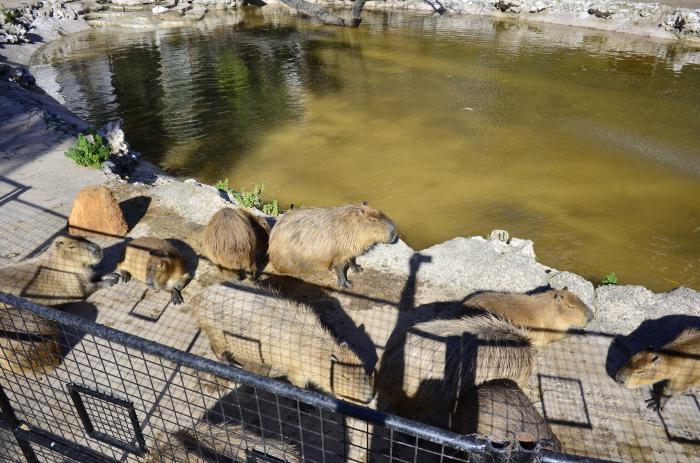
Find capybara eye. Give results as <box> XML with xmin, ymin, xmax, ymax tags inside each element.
<box><xmin>636</xmin><ymin>369</ymin><xmax>645</xmax><ymax>374</ymax></box>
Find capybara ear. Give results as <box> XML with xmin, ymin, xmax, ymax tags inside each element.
<box><xmin>362</xmin><ymin>200</ymin><xmax>368</xmax><ymax>206</ymax></box>
<box><xmin>554</xmin><ymin>292</ymin><xmax>562</xmax><ymax>300</ymax></box>
<box><xmin>562</xmin><ymin>286</ymin><xmax>569</xmax><ymax>291</ymax></box>
<box><xmin>54</xmin><ymin>239</ymin><xmax>65</xmax><ymax>248</ymax></box>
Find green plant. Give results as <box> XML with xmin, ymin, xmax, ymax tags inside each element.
<box><xmin>1</xmin><ymin>6</ymin><xmax>22</xmax><ymax>23</ymax></box>
<box><xmin>213</xmin><ymin>180</ymin><xmax>280</xmax><ymax>216</ymax></box>
<box><xmin>262</xmin><ymin>200</ymin><xmax>279</xmax><ymax>216</ymax></box>
<box><xmin>64</xmin><ymin>131</ymin><xmax>110</xmax><ymax>168</ymax></box>
<box><xmin>601</xmin><ymin>272</ymin><xmax>618</xmax><ymax>286</ymax></box>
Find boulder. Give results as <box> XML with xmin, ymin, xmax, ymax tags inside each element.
<box><xmin>68</xmin><ymin>185</ymin><xmax>129</xmax><ymax>237</ymax></box>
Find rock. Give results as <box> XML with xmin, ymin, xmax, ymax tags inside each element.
<box><xmin>356</xmin><ymin>239</ymin><xmax>415</xmax><ymax>275</ymax></box>
<box><xmin>151</xmin><ymin>179</ymin><xmax>238</xmax><ymax>225</ymax></box>
<box><xmin>529</xmin><ymin>0</ymin><xmax>547</xmax><ymax>13</ymax></box>
<box><xmin>549</xmin><ymin>271</ymin><xmax>596</xmax><ymax>308</ymax></box>
<box><xmin>152</xmin><ymin>5</ymin><xmax>169</xmax><ymax>13</ymax></box>
<box><xmin>68</xmin><ymin>185</ymin><xmax>129</xmax><ymax>237</ymax></box>
<box><xmin>592</xmin><ymin>285</ymin><xmax>658</xmax><ymax>333</ymax></box>
<box><xmin>111</xmin><ymin>0</ymin><xmax>155</xmax><ymax>5</ymax></box>
<box><xmin>588</xmin><ymin>8</ymin><xmax>612</xmax><ymax>19</ymax></box>
<box><xmin>494</xmin><ymin>0</ymin><xmax>520</xmax><ymax>13</ymax></box>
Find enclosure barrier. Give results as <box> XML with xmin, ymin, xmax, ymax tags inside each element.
<box><xmin>0</xmin><ymin>291</ymin><xmax>607</xmax><ymax>463</ymax></box>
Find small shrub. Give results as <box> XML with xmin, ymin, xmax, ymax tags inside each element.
<box><xmin>65</xmin><ymin>131</ymin><xmax>110</xmax><ymax>168</ymax></box>
<box><xmin>601</xmin><ymin>272</ymin><xmax>618</xmax><ymax>286</ymax></box>
<box><xmin>262</xmin><ymin>200</ymin><xmax>279</xmax><ymax>216</ymax></box>
<box><xmin>213</xmin><ymin>180</ymin><xmax>279</xmax><ymax>216</ymax></box>
<box><xmin>1</xmin><ymin>7</ymin><xmax>22</xmax><ymax>24</ymax></box>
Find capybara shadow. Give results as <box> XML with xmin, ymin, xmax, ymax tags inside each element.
<box><xmin>168</xmin><ymin>238</ymin><xmax>199</xmax><ymax>278</ymax></box>
<box><xmin>605</xmin><ymin>315</ymin><xmax>700</xmax><ymax>379</ymax></box>
<box><xmin>94</xmin><ymin>239</ymin><xmax>128</xmax><ymax>276</ymax></box>
<box><xmin>202</xmin><ymin>385</ymin><xmax>346</xmax><ymax>462</ymax></box>
<box><xmin>259</xmin><ymin>274</ymin><xmax>378</xmax><ymax>370</ymax></box>
<box><xmin>119</xmin><ymin>195</ymin><xmax>151</xmax><ymax>231</ymax></box>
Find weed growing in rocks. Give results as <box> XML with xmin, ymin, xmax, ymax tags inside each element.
<box><xmin>214</xmin><ymin>179</ymin><xmax>280</xmax><ymax>216</ymax></box>
<box><xmin>1</xmin><ymin>6</ymin><xmax>22</xmax><ymax>24</ymax></box>
<box><xmin>601</xmin><ymin>272</ymin><xmax>618</xmax><ymax>285</ymax></box>
<box><xmin>65</xmin><ymin>131</ymin><xmax>110</xmax><ymax>168</ymax></box>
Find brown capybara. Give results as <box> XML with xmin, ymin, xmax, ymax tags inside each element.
<box><xmin>145</xmin><ymin>421</ymin><xmax>301</xmax><ymax>463</ymax></box>
<box><xmin>113</xmin><ymin>237</ymin><xmax>190</xmax><ymax>305</ymax></box>
<box><xmin>455</xmin><ymin>379</ymin><xmax>562</xmax><ymax>451</ymax></box>
<box><xmin>203</xmin><ymin>207</ymin><xmax>269</xmax><ymax>279</ymax></box>
<box><xmin>268</xmin><ymin>203</ymin><xmax>397</xmax><ymax>288</ymax></box>
<box><xmin>463</xmin><ymin>289</ymin><xmax>593</xmax><ymax>347</ymax></box>
<box><xmin>0</xmin><ymin>235</ymin><xmax>117</xmax><ymax>375</ymax></box>
<box><xmin>0</xmin><ymin>305</ymin><xmax>62</xmax><ymax>375</ymax></box>
<box><xmin>0</xmin><ymin>235</ymin><xmax>117</xmax><ymax>306</ymax></box>
<box><xmin>192</xmin><ymin>281</ymin><xmax>375</xmax><ymax>404</ymax></box>
<box><xmin>376</xmin><ymin>314</ymin><xmax>534</xmax><ymax>415</ymax></box>
<box><xmin>616</xmin><ymin>327</ymin><xmax>699</xmax><ymax>411</ymax></box>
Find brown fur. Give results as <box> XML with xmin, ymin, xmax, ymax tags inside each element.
<box><xmin>268</xmin><ymin>204</ymin><xmax>396</xmax><ymax>287</ymax></box>
<box><xmin>376</xmin><ymin>314</ymin><xmax>535</xmax><ymax>414</ymax></box>
<box><xmin>455</xmin><ymin>379</ymin><xmax>562</xmax><ymax>451</ymax></box>
<box><xmin>145</xmin><ymin>421</ymin><xmax>301</xmax><ymax>463</ymax></box>
<box><xmin>0</xmin><ymin>305</ymin><xmax>62</xmax><ymax>375</ymax></box>
<box><xmin>0</xmin><ymin>235</ymin><xmax>111</xmax><ymax>375</ymax></box>
<box><xmin>464</xmin><ymin>289</ymin><xmax>593</xmax><ymax>347</ymax></box>
<box><xmin>0</xmin><ymin>235</ymin><xmax>107</xmax><ymax>306</ymax></box>
<box><xmin>616</xmin><ymin>328</ymin><xmax>700</xmax><ymax>409</ymax></box>
<box><xmin>115</xmin><ymin>237</ymin><xmax>190</xmax><ymax>304</ymax></box>
<box><xmin>203</xmin><ymin>207</ymin><xmax>268</xmax><ymax>278</ymax></box>
<box><xmin>192</xmin><ymin>281</ymin><xmax>375</xmax><ymax>404</ymax></box>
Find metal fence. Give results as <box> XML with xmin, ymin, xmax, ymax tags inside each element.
<box><xmin>0</xmin><ymin>290</ymin><xmax>608</xmax><ymax>463</ymax></box>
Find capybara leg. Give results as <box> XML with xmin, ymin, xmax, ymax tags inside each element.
<box><xmin>117</xmin><ymin>269</ymin><xmax>131</xmax><ymax>283</ymax></box>
<box><xmin>170</xmin><ymin>289</ymin><xmax>184</xmax><ymax>305</ymax></box>
<box><xmin>335</xmin><ymin>263</ymin><xmax>352</xmax><ymax>288</ymax></box>
<box><xmin>238</xmin><ymin>270</ymin><xmax>247</xmax><ymax>281</ymax></box>
<box><xmin>645</xmin><ymin>390</ymin><xmax>671</xmax><ymax>411</ymax></box>
<box><xmin>349</xmin><ymin>257</ymin><xmax>363</xmax><ymax>274</ymax></box>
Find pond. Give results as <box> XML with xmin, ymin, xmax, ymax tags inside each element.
<box><xmin>31</xmin><ymin>8</ymin><xmax>700</xmax><ymax>292</ymax></box>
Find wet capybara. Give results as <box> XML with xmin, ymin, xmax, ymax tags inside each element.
<box><xmin>464</xmin><ymin>288</ymin><xmax>593</xmax><ymax>347</ymax></box>
<box><xmin>455</xmin><ymin>379</ymin><xmax>562</xmax><ymax>451</ymax></box>
<box><xmin>192</xmin><ymin>281</ymin><xmax>375</xmax><ymax>404</ymax></box>
<box><xmin>268</xmin><ymin>203</ymin><xmax>397</xmax><ymax>288</ymax></box>
<box><xmin>113</xmin><ymin>236</ymin><xmax>190</xmax><ymax>305</ymax></box>
<box><xmin>616</xmin><ymin>327</ymin><xmax>699</xmax><ymax>411</ymax></box>
<box><xmin>203</xmin><ymin>207</ymin><xmax>269</xmax><ymax>279</ymax></box>
<box><xmin>376</xmin><ymin>314</ymin><xmax>534</xmax><ymax>415</ymax></box>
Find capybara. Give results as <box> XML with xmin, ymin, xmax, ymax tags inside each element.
<box><xmin>145</xmin><ymin>421</ymin><xmax>301</xmax><ymax>463</ymax></box>
<box><xmin>268</xmin><ymin>203</ymin><xmax>397</xmax><ymax>288</ymax></box>
<box><xmin>0</xmin><ymin>235</ymin><xmax>116</xmax><ymax>375</ymax></box>
<box><xmin>0</xmin><ymin>306</ymin><xmax>62</xmax><ymax>375</ymax></box>
<box><xmin>203</xmin><ymin>207</ymin><xmax>269</xmax><ymax>279</ymax></box>
<box><xmin>0</xmin><ymin>235</ymin><xmax>116</xmax><ymax>306</ymax></box>
<box><xmin>376</xmin><ymin>314</ymin><xmax>534</xmax><ymax>414</ymax></box>
<box><xmin>192</xmin><ymin>281</ymin><xmax>375</xmax><ymax>404</ymax></box>
<box><xmin>455</xmin><ymin>379</ymin><xmax>562</xmax><ymax>451</ymax></box>
<box><xmin>113</xmin><ymin>237</ymin><xmax>190</xmax><ymax>305</ymax></box>
<box><xmin>464</xmin><ymin>289</ymin><xmax>593</xmax><ymax>347</ymax></box>
<box><xmin>616</xmin><ymin>327</ymin><xmax>699</xmax><ymax>411</ymax></box>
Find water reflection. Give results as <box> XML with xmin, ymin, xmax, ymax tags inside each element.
<box><xmin>31</xmin><ymin>9</ymin><xmax>700</xmax><ymax>292</ymax></box>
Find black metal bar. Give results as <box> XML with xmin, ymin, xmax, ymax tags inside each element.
<box><xmin>14</xmin><ymin>422</ymin><xmax>119</xmax><ymax>463</ymax></box>
<box><xmin>0</xmin><ymin>387</ymin><xmax>39</xmax><ymax>463</ymax></box>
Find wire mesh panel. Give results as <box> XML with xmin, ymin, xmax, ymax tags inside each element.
<box><xmin>0</xmin><ymin>285</ymin><xmax>697</xmax><ymax>463</ymax></box>
<box><xmin>0</xmin><ymin>291</ymin><xmax>546</xmax><ymax>463</ymax></box>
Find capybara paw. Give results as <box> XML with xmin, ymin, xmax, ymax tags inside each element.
<box><xmin>337</xmin><ymin>279</ymin><xmax>353</xmax><ymax>288</ymax></box>
<box><xmin>120</xmin><ymin>271</ymin><xmax>132</xmax><ymax>283</ymax></box>
<box><xmin>351</xmin><ymin>263</ymin><xmax>364</xmax><ymax>273</ymax></box>
<box><xmin>170</xmin><ymin>291</ymin><xmax>184</xmax><ymax>305</ymax></box>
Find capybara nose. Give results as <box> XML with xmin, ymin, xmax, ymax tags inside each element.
<box><xmin>614</xmin><ymin>372</ymin><xmax>625</xmax><ymax>385</ymax></box>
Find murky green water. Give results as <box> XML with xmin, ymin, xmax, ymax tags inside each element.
<box><xmin>32</xmin><ymin>8</ymin><xmax>700</xmax><ymax>291</ymax></box>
